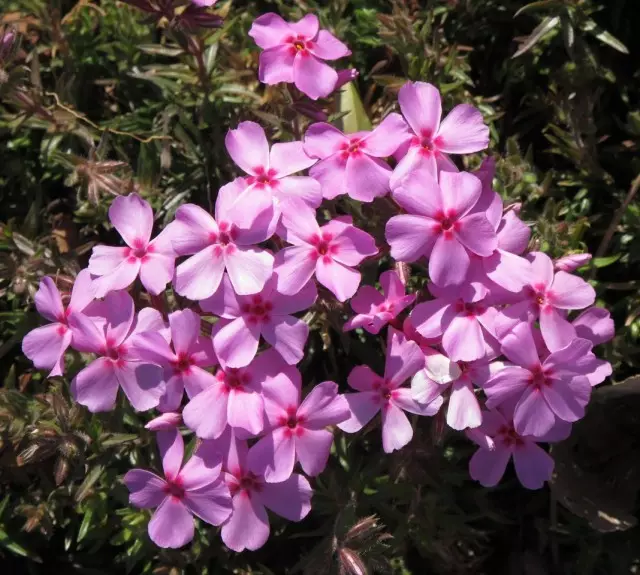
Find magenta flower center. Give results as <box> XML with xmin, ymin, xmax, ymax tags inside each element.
<box><xmin>497</xmin><ymin>424</ymin><xmax>523</xmax><ymax>447</ymax></box>
<box><xmin>528</xmin><ymin>366</ymin><xmax>551</xmax><ymax>389</ymax></box>
<box><xmin>279</xmin><ymin>407</ymin><xmax>306</xmax><ymax>437</ymax></box>
<box><xmin>210</xmin><ymin>221</ymin><xmax>238</xmax><ymax>256</ymax></box>
<box><xmin>171</xmin><ymin>353</ymin><xmax>193</xmax><ymax>374</ymax></box>
<box><xmin>104</xmin><ymin>343</ymin><xmax>126</xmax><ymax>362</ymax></box>
<box><xmin>249</xmin><ymin>166</ymin><xmax>278</xmax><ymax>188</ymax></box>
<box><xmin>232</xmin><ymin>472</ymin><xmax>263</xmax><ymax>496</ymax></box>
<box><xmin>309</xmin><ymin>232</ymin><xmax>338</xmax><ymax>262</ymax></box>
<box><xmin>242</xmin><ymin>294</ymin><xmax>273</xmax><ymax>324</ymax></box>
<box><xmin>288</xmin><ymin>35</ymin><xmax>311</xmax><ymax>54</ymax></box>
<box><xmin>529</xmin><ymin>284</ymin><xmax>550</xmax><ymax>307</ymax></box>
<box><xmin>164</xmin><ymin>477</ymin><xmax>185</xmax><ymax>500</ymax></box>
<box><xmin>454</xmin><ymin>300</ymin><xmax>485</xmax><ymax>317</ymax></box>
<box><xmin>435</xmin><ymin>211</ymin><xmax>460</xmax><ymax>235</ymax></box>
<box><xmin>371</xmin><ymin>378</ymin><xmax>395</xmax><ymax>403</ymax></box>
<box><xmin>126</xmin><ymin>238</ymin><xmax>153</xmax><ymax>262</ymax></box>
<box><xmin>339</xmin><ymin>138</ymin><xmax>365</xmax><ymax>159</ymax></box>
<box><xmin>220</xmin><ymin>367</ymin><xmax>251</xmax><ymax>391</ymax></box>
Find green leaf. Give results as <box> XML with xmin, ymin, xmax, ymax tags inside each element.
<box><xmin>514</xmin><ymin>0</ymin><xmax>563</xmax><ymax>18</ymax></box>
<box><xmin>512</xmin><ymin>16</ymin><xmax>560</xmax><ymax>58</ymax></box>
<box><xmin>581</xmin><ymin>19</ymin><xmax>629</xmax><ymax>54</ymax></box>
<box><xmin>137</xmin><ymin>44</ymin><xmax>184</xmax><ymax>57</ymax></box>
<box><xmin>592</xmin><ymin>254</ymin><xmax>622</xmax><ymax>268</ymax></box>
<box><xmin>0</xmin><ymin>528</ymin><xmax>41</xmax><ymax>562</ymax></box>
<box><xmin>75</xmin><ymin>464</ymin><xmax>105</xmax><ymax>502</ymax></box>
<box><xmin>77</xmin><ymin>507</ymin><xmax>93</xmax><ymax>543</ymax></box>
<box><xmin>336</xmin><ymin>82</ymin><xmax>371</xmax><ymax>133</ymax></box>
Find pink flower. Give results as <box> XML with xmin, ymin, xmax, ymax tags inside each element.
<box><xmin>248</xmin><ymin>368</ymin><xmax>349</xmax><ymax>482</ymax></box>
<box><xmin>554</xmin><ymin>253</ymin><xmax>592</xmax><ymax>272</ymax></box>
<box><xmin>89</xmin><ymin>194</ymin><xmax>175</xmax><ymax>297</ymax></box>
<box><xmin>225</xmin><ymin>121</ymin><xmax>321</xmax><ymax>208</ymax></box>
<box><xmin>303</xmin><ymin>114</ymin><xmax>409</xmax><ymax>201</ymax></box>
<box><xmin>172</xmin><ymin>180</ymin><xmax>276</xmax><ymax>299</ymax></box>
<box><xmin>467</xmin><ymin>403</ymin><xmax>571</xmax><ymax>489</ymax></box>
<box><xmin>124</xmin><ymin>429</ymin><xmax>232</xmax><ymax>548</ymax></box>
<box><xmin>572</xmin><ymin>307</ymin><xmax>614</xmax><ymax>346</ymax></box>
<box><xmin>386</xmin><ymin>170</ymin><xmax>497</xmax><ymax>287</ymax></box>
<box><xmin>131</xmin><ymin>309</ymin><xmax>218</xmax><ymax>412</ymax></box>
<box><xmin>202</xmin><ymin>274</ymin><xmax>316</xmax><ymax>368</ymax></box>
<box><xmin>274</xmin><ymin>199</ymin><xmax>378</xmax><ymax>301</ymax></box>
<box><xmin>217</xmin><ymin>431</ymin><xmax>312</xmax><ymax>552</ymax></box>
<box><xmin>22</xmin><ymin>270</ymin><xmax>95</xmax><ymax>377</ymax></box>
<box><xmin>338</xmin><ymin>328</ymin><xmax>443</xmax><ymax>453</ymax></box>
<box><xmin>344</xmin><ymin>270</ymin><xmax>416</xmax><ymax>334</ymax></box>
<box><xmin>390</xmin><ymin>81</ymin><xmax>489</xmax><ymax>188</ymax></box>
<box><xmin>69</xmin><ymin>291</ymin><xmax>166</xmax><ymax>412</ymax></box>
<box><xmin>183</xmin><ymin>349</ymin><xmax>286</xmax><ymax>440</ymax></box>
<box><xmin>249</xmin><ymin>13</ymin><xmax>351</xmax><ymax>100</ymax></box>
<box><xmin>146</xmin><ymin>412</ymin><xmax>182</xmax><ymax>431</ymax></box>
<box><xmin>483</xmin><ymin>323</ymin><xmax>593</xmax><ymax>437</ymax></box>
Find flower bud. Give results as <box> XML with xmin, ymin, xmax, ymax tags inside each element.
<box><xmin>554</xmin><ymin>253</ymin><xmax>592</xmax><ymax>272</ymax></box>
<box><xmin>145</xmin><ymin>412</ymin><xmax>182</xmax><ymax>431</ymax></box>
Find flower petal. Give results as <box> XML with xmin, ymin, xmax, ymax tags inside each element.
<box><xmin>248</xmin><ymin>13</ymin><xmax>292</xmax><ymax>49</ymax></box>
<box><xmin>436</xmin><ymin>104</ymin><xmax>489</xmax><ymax>154</ymax></box>
<box><xmin>295</xmin><ymin>428</ymin><xmax>334</xmax><ymax>476</ymax></box>
<box><xmin>512</xmin><ymin>442</ymin><xmax>554</xmax><ymax>489</ymax></box>
<box><xmin>442</xmin><ymin>314</ymin><xmax>485</xmax><ymax>362</ymax></box>
<box><xmin>447</xmin><ymin>379</ymin><xmax>482</xmax><ymax>430</ymax></box>
<box><xmin>362</xmin><ymin>113</ymin><xmax>411</xmax><ymax>157</ymax></box>
<box><xmin>148</xmin><ymin>497</ymin><xmax>194</xmax><ymax>549</ymax></box>
<box><xmin>469</xmin><ymin>446</ymin><xmax>511</xmax><ymax>487</ymax></box>
<box><xmin>345</xmin><ymin>154</ymin><xmax>391</xmax><ymax>202</ymax></box>
<box><xmin>259</xmin><ymin>473</ymin><xmax>312</xmax><ymax>521</ymax></box>
<box><xmin>308</xmin><ymin>30</ymin><xmax>350</xmax><ymax>60</ymax></box>
<box><xmin>174</xmin><ymin>245</ymin><xmax>225</xmax><ymax>301</ymax></box>
<box><xmin>225</xmin><ymin>246</ymin><xmax>273</xmax><ymax>296</ymax></box>
<box><xmin>114</xmin><ymin>361</ymin><xmax>165</xmax><ymax>412</ymax></box>
<box><xmin>109</xmin><ymin>193</ymin><xmax>153</xmax><ymax>247</ymax></box>
<box><xmin>381</xmin><ymin>402</ymin><xmax>413</xmax><ymax>453</ymax></box>
<box><xmin>158</xmin><ymin>428</ymin><xmax>184</xmax><ymax>480</ymax></box>
<box><xmin>227</xmin><ymin>388</ymin><xmax>265</xmax><ymax>436</ymax></box>
<box><xmin>248</xmin><ymin>427</ymin><xmax>296</xmax><ymax>483</ymax></box>
<box><xmin>550</xmin><ymin>271</ymin><xmax>596</xmax><ymax>310</ymax></box>
<box><xmin>386</xmin><ymin>214</ymin><xmax>438</xmax><ymax>262</ymax></box>
<box><xmin>513</xmin><ymin>387</ymin><xmax>556</xmax><ymax>437</ymax></box>
<box><xmin>71</xmin><ymin>358</ymin><xmax>119</xmax><ymax>412</ymax></box>
<box><xmin>429</xmin><ymin>234</ymin><xmax>469</xmax><ymax>287</ymax></box>
<box><xmin>293</xmin><ymin>52</ymin><xmax>338</xmax><ymax>100</ymax></box>
<box><xmin>258</xmin><ymin>45</ymin><xmax>296</xmax><ymax>84</ymax></box>
<box><xmin>183</xmin><ymin>383</ymin><xmax>229</xmax><ymax>440</ymax></box>
<box><xmin>269</xmin><ymin>141</ymin><xmax>316</xmax><ymax>177</ymax></box>
<box><xmin>398</xmin><ymin>81</ymin><xmax>442</xmax><ymax>138</ymax></box>
<box><xmin>225</xmin><ymin>121</ymin><xmax>269</xmax><ymax>175</ymax></box>
<box><xmin>214</xmin><ymin>317</ymin><xmax>261</xmax><ymax>368</ymax></box>
<box><xmin>34</xmin><ymin>277</ymin><xmax>64</xmax><ymax>322</ymax></box>
<box><xmin>315</xmin><ymin>258</ymin><xmax>360</xmax><ymax>302</ymax></box>
<box><xmin>124</xmin><ymin>469</ymin><xmax>167</xmax><ymax>508</ymax></box>
<box><xmin>221</xmin><ymin>492</ymin><xmax>270</xmax><ymax>552</ymax></box>
<box><xmin>337</xmin><ymin>392</ymin><xmax>380</xmax><ymax>433</ymax></box>
<box><xmin>261</xmin><ymin>316</ymin><xmax>308</xmax><ymax>365</ymax></box>
<box><xmin>183</xmin><ymin>481</ymin><xmax>232</xmax><ymax>526</ymax></box>
<box><xmin>297</xmin><ymin>381</ymin><xmax>350</xmax><ymax>427</ymax></box>
<box><xmin>22</xmin><ymin>324</ymin><xmax>72</xmax><ymax>376</ymax></box>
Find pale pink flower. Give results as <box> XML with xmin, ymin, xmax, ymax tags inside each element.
<box><xmin>249</xmin><ymin>13</ymin><xmax>351</xmax><ymax>100</ymax></box>
<box><xmin>225</xmin><ymin>121</ymin><xmax>321</xmax><ymax>208</ymax></box>
<box><xmin>303</xmin><ymin>114</ymin><xmax>409</xmax><ymax>201</ymax></box>
<box><xmin>202</xmin><ymin>274</ymin><xmax>316</xmax><ymax>368</ymax></box>
<box><xmin>274</xmin><ymin>199</ymin><xmax>378</xmax><ymax>301</ymax></box>
<box><xmin>172</xmin><ymin>180</ymin><xmax>276</xmax><ymax>299</ymax></box>
<box><xmin>124</xmin><ymin>429</ymin><xmax>231</xmax><ymax>548</ymax></box>
<box><xmin>386</xmin><ymin>170</ymin><xmax>497</xmax><ymax>287</ymax></box>
<box><xmin>22</xmin><ymin>270</ymin><xmax>95</xmax><ymax>377</ymax></box>
<box><xmin>344</xmin><ymin>270</ymin><xmax>416</xmax><ymax>334</ymax></box>
<box><xmin>248</xmin><ymin>368</ymin><xmax>349</xmax><ymax>482</ymax></box>
<box><xmin>338</xmin><ymin>328</ymin><xmax>443</xmax><ymax>453</ymax></box>
<box><xmin>390</xmin><ymin>81</ymin><xmax>489</xmax><ymax>188</ymax></box>
<box><xmin>89</xmin><ymin>194</ymin><xmax>175</xmax><ymax>297</ymax></box>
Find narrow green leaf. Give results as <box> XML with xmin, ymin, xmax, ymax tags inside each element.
<box><xmin>514</xmin><ymin>0</ymin><xmax>563</xmax><ymax>18</ymax></box>
<box><xmin>512</xmin><ymin>16</ymin><xmax>560</xmax><ymax>58</ymax></box>
<box><xmin>0</xmin><ymin>528</ymin><xmax>42</xmax><ymax>562</ymax></box>
<box><xmin>77</xmin><ymin>507</ymin><xmax>93</xmax><ymax>542</ymax></box>
<box><xmin>592</xmin><ymin>254</ymin><xmax>621</xmax><ymax>268</ymax></box>
<box><xmin>582</xmin><ymin>20</ymin><xmax>629</xmax><ymax>54</ymax></box>
<box><xmin>336</xmin><ymin>82</ymin><xmax>372</xmax><ymax>133</ymax></box>
<box><xmin>75</xmin><ymin>465</ymin><xmax>105</xmax><ymax>502</ymax></box>
<box><xmin>137</xmin><ymin>44</ymin><xmax>184</xmax><ymax>57</ymax></box>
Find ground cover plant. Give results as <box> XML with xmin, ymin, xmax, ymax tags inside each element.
<box><xmin>2</xmin><ymin>1</ymin><xmax>640</xmax><ymax>574</ymax></box>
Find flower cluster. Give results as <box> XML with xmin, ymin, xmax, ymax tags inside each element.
<box><xmin>22</xmin><ymin>11</ymin><xmax>614</xmax><ymax>552</ymax></box>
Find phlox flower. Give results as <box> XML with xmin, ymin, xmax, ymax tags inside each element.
<box><xmin>344</xmin><ymin>270</ymin><xmax>416</xmax><ymax>334</ymax></box>
<box><xmin>249</xmin><ymin>13</ymin><xmax>351</xmax><ymax>100</ymax></box>
<box><xmin>386</xmin><ymin>170</ymin><xmax>497</xmax><ymax>287</ymax></box>
<box><xmin>390</xmin><ymin>81</ymin><xmax>489</xmax><ymax>188</ymax></box>
<box><xmin>182</xmin><ymin>349</ymin><xmax>286</xmax><ymax>440</ymax></box>
<box><xmin>216</xmin><ymin>431</ymin><xmax>312</xmax><ymax>552</ymax></box>
<box><xmin>22</xmin><ymin>270</ymin><xmax>95</xmax><ymax>377</ymax></box>
<box><xmin>338</xmin><ymin>328</ymin><xmax>443</xmax><ymax>453</ymax></box>
<box><xmin>483</xmin><ymin>323</ymin><xmax>593</xmax><ymax>437</ymax></box>
<box><xmin>274</xmin><ymin>199</ymin><xmax>378</xmax><ymax>302</ymax></box>
<box><xmin>130</xmin><ymin>309</ymin><xmax>218</xmax><ymax>412</ymax></box>
<box><xmin>172</xmin><ymin>180</ymin><xmax>276</xmax><ymax>299</ymax></box>
<box><xmin>467</xmin><ymin>402</ymin><xmax>571</xmax><ymax>489</ymax></box>
<box><xmin>69</xmin><ymin>291</ymin><xmax>166</xmax><ymax>412</ymax></box>
<box><xmin>202</xmin><ymin>274</ymin><xmax>316</xmax><ymax>368</ymax></box>
<box><xmin>89</xmin><ymin>193</ymin><xmax>175</xmax><ymax>297</ymax></box>
<box><xmin>303</xmin><ymin>114</ymin><xmax>409</xmax><ymax>201</ymax></box>
<box><xmin>571</xmin><ymin>307</ymin><xmax>614</xmax><ymax>386</ymax></box>
<box><xmin>124</xmin><ymin>429</ymin><xmax>231</xmax><ymax>548</ymax></box>
<box><xmin>225</xmin><ymin>121</ymin><xmax>321</xmax><ymax>208</ymax></box>
<box><xmin>248</xmin><ymin>367</ymin><xmax>349</xmax><ymax>482</ymax></box>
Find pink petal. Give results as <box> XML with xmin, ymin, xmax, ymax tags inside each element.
<box><xmin>172</xmin><ymin>204</ymin><xmax>218</xmax><ymax>255</ymax></box>
<box><xmin>512</xmin><ymin>442</ymin><xmax>554</xmax><ymax>489</ymax></box>
<box><xmin>180</xmin><ymin>443</ymin><xmax>223</xmax><ymax>489</ymax></box>
<box><xmin>391</xmin><ymin>169</ymin><xmax>442</xmax><ymax>216</ymax></box>
<box><xmin>258</xmin><ymin>45</ymin><xmax>296</xmax><ymax>84</ymax></box>
<box><xmin>345</xmin><ymin>154</ymin><xmax>391</xmax><ymax>202</ymax></box>
<box><xmin>293</xmin><ymin>52</ymin><xmax>338</xmax><ymax>100</ymax></box>
<box><xmin>315</xmin><ymin>258</ymin><xmax>360</xmax><ymax>302</ymax></box>
<box><xmin>447</xmin><ymin>380</ymin><xmax>482</xmax><ymax>430</ymax></box>
<box><xmin>115</xmin><ymin>361</ymin><xmax>164</xmax><ymax>412</ymax></box>
<box><xmin>67</xmin><ymin>311</ymin><xmax>105</xmax><ymax>353</ymax></box>
<box><xmin>261</xmin><ymin>316</ymin><xmax>308</xmax><ymax>365</ymax></box>
<box><xmin>269</xmin><ymin>141</ymin><xmax>316</xmax><ymax>177</ymax></box>
<box><xmin>109</xmin><ymin>193</ymin><xmax>153</xmax><ymax>247</ymax></box>
<box><xmin>483</xmin><ymin>366</ymin><xmax>531</xmax><ymax>409</ymax></box>
<box><xmin>528</xmin><ymin>251</ymin><xmax>554</xmax><ymax>289</ymax></box>
<box><xmin>442</xmin><ymin>315</ymin><xmax>485</xmax><ymax>362</ymax></box>
<box><xmin>222</xmin><ymin>492</ymin><xmax>270</xmax><ymax>552</ymax></box>
<box><xmin>289</xmin><ymin>14</ymin><xmax>319</xmax><ymax>38</ymax></box>
<box><xmin>549</xmin><ymin>271</ymin><xmax>596</xmax><ymax>310</ymax></box>
<box><xmin>274</xmin><ymin>176</ymin><xmax>323</xmax><ymax>208</ymax></box>
<box><xmin>436</xmin><ymin>103</ymin><xmax>489</xmax><ymax>154</ymax></box>
<box><xmin>573</xmin><ymin>307</ymin><xmax>614</xmax><ymax>345</ymax></box>
<box><xmin>295</xmin><ymin>428</ymin><xmax>334</xmax><ymax>476</ymax></box>
<box><xmin>381</xmin><ymin>402</ymin><xmax>413</xmax><ymax>453</ymax></box>
<box><xmin>261</xmin><ymin>366</ymin><xmax>301</xmax><ymax>411</ymax></box>
<box><xmin>308</xmin><ymin>30</ymin><xmax>350</xmax><ymax>60</ymax></box>
<box><xmin>225</xmin><ymin>121</ymin><xmax>269</xmax><ymax>176</ymax></box>
<box><xmin>91</xmin><ymin>258</ymin><xmax>140</xmax><ymax>298</ymax></box>
<box><xmin>248</xmin><ymin>427</ymin><xmax>296</xmax><ymax>483</ymax></box>
<box><xmin>183</xmin><ymin>481</ymin><xmax>231</xmax><ymax>526</ymax></box>
<box><xmin>543</xmin><ymin>338</ymin><xmax>593</xmax><ymax>371</ymax></box>
<box><xmin>183</xmin><ymin>383</ymin><xmax>229</xmax><ymax>439</ymax></box>
<box><xmin>392</xmin><ymin>386</ymin><xmax>443</xmax><ymax>416</ymax></box>
<box><xmin>308</xmin><ymin>153</ymin><xmax>348</xmax><ymax>199</ymax></box>
<box><xmin>497</xmin><ymin>211</ymin><xmax>530</xmax><ymax>254</ymax></box>
<box><xmin>534</xmin><ymin>419</ymin><xmax>573</xmax><ymax>443</ymax></box>
<box><xmin>174</xmin><ymin>245</ymin><xmax>225</xmax><ymax>300</ymax></box>
<box><xmin>87</xmin><ymin>246</ymin><xmax>129</xmax><ymax>281</ymax></box>
<box><xmin>513</xmin><ymin>387</ymin><xmax>556</xmax><ymax>437</ymax></box>
<box><xmin>158</xmin><ymin>428</ymin><xmax>184</xmax><ymax>480</ymax></box>
<box><xmin>542</xmin><ymin>379</ymin><xmax>586</xmax><ymax>423</ymax></box>
<box><xmin>398</xmin><ymin>81</ymin><xmax>442</xmax><ymax>138</ymax></box>
<box><xmin>347</xmin><ymin>365</ymin><xmax>380</xmax><ymax>392</ymax></box>
<box><xmin>350</xmin><ymin>285</ymin><xmax>384</xmax><ymax>314</ymax></box>
<box><xmin>280</xmin><ymin>198</ymin><xmax>321</xmax><ymax>243</ymax></box>
<box><xmin>362</xmin><ymin>113</ymin><xmax>411</xmax><ymax>157</ymax></box>
<box><xmin>469</xmin><ymin>446</ymin><xmax>511</xmax><ymax>487</ymax></box>
<box><xmin>410</xmin><ymin>298</ymin><xmax>452</xmax><ymax>339</ymax></box>
<box><xmin>429</xmin><ymin>235</ymin><xmax>470</xmax><ymax>287</ymax></box>
<box><xmin>337</xmin><ymin>392</ymin><xmax>380</xmax><ymax>433</ymax></box>
<box><xmin>34</xmin><ymin>277</ymin><xmax>64</xmax><ymax>322</ymax></box>
<box><xmin>303</xmin><ymin>122</ymin><xmax>347</xmax><ymax>159</ymax></box>
<box><xmin>139</xmin><ymin>252</ymin><xmax>174</xmax><ymax>295</ymax></box>
<box><xmin>67</xmin><ymin>269</ymin><xmax>96</xmax><ymax>314</ymax></box>
<box><xmin>410</xmin><ymin>370</ymin><xmax>446</xmax><ymax>405</ymax></box>
<box><xmin>539</xmin><ymin>305</ymin><xmax>577</xmax><ymax>353</ymax></box>
<box><xmin>389</xmin><ymin>146</ymin><xmax>437</xmax><ymax>189</ymax></box>
<box><xmin>380</xmin><ymin>269</ymin><xmax>406</xmax><ymax>300</ymax></box>
<box><xmin>273</xmin><ymin>247</ymin><xmax>317</xmax><ymax>297</ymax></box>
<box><xmin>386</xmin><ymin>214</ymin><xmax>438</xmax><ymax>262</ymax></box>
<box><xmin>484</xmin><ymin>250</ymin><xmax>531</xmax><ymax>292</ymax></box>
<box><xmin>423</xmin><ymin>351</ymin><xmax>462</xmax><ymax>384</ymax></box>
<box><xmin>124</xmin><ymin>469</ymin><xmax>167</xmax><ymax>508</ymax></box>
<box><xmin>385</xmin><ymin>328</ymin><xmax>425</xmax><ymax>386</ymax></box>
<box><xmin>22</xmin><ymin>324</ymin><xmax>72</xmax><ymax>376</ymax></box>
<box><xmin>500</xmin><ymin>322</ymin><xmax>540</xmax><ymax>369</ymax></box>
<box><xmin>270</xmin><ymin>279</ymin><xmax>317</xmax><ymax>315</ymax></box>
<box><xmin>148</xmin><ymin>497</ymin><xmax>194</xmax><ymax>549</ymax></box>
<box><xmin>259</xmin><ymin>473</ymin><xmax>312</xmax><ymax>520</ymax></box>
<box><xmin>331</xmin><ymin>224</ymin><xmax>378</xmax><ymax>266</ymax></box>
<box><xmin>214</xmin><ymin>317</ymin><xmax>261</xmax><ymax>368</ymax></box>
<box><xmin>439</xmin><ymin>170</ymin><xmax>482</xmax><ymax>217</ymax></box>
<box><xmin>168</xmin><ymin>309</ymin><xmax>200</xmax><ymax>356</ymax></box>
<box><xmin>199</xmin><ymin>273</ymin><xmax>241</xmax><ymax>318</ymax></box>
<box><xmin>248</xmin><ymin>13</ymin><xmax>292</xmax><ymax>49</ymax></box>
<box><xmin>455</xmin><ymin>213</ymin><xmax>498</xmax><ymax>256</ymax></box>
<box><xmin>297</xmin><ymin>381</ymin><xmax>350</xmax><ymax>427</ymax></box>
<box><xmin>99</xmin><ymin>290</ymin><xmax>136</xmax><ymax>347</ymax></box>
<box><xmin>131</xmin><ymin>307</ymin><xmax>167</xmax><ymax>339</ymax></box>
<box><xmin>71</xmin><ymin>358</ymin><xmax>119</xmax><ymax>412</ymax></box>
<box><xmin>227</xmin><ymin>388</ymin><xmax>265</xmax><ymax>436</ymax></box>
<box><xmin>225</xmin><ymin>246</ymin><xmax>273</xmax><ymax>296</ymax></box>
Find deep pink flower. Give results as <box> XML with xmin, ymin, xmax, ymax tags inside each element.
<box><xmin>69</xmin><ymin>291</ymin><xmax>166</xmax><ymax>412</ymax></box>
<box><xmin>130</xmin><ymin>309</ymin><xmax>218</xmax><ymax>412</ymax></box>
<box><xmin>344</xmin><ymin>270</ymin><xmax>416</xmax><ymax>334</ymax></box>
<box><xmin>386</xmin><ymin>170</ymin><xmax>497</xmax><ymax>287</ymax></box>
<box><xmin>124</xmin><ymin>429</ymin><xmax>231</xmax><ymax>548</ymax></box>
<box><xmin>217</xmin><ymin>431</ymin><xmax>312</xmax><ymax>552</ymax></box>
<box><xmin>202</xmin><ymin>274</ymin><xmax>316</xmax><ymax>368</ymax></box>
<box><xmin>89</xmin><ymin>194</ymin><xmax>175</xmax><ymax>297</ymax></box>
<box><xmin>172</xmin><ymin>180</ymin><xmax>276</xmax><ymax>299</ymax></box>
<box><xmin>22</xmin><ymin>270</ymin><xmax>95</xmax><ymax>377</ymax></box>
<box><xmin>225</xmin><ymin>121</ymin><xmax>321</xmax><ymax>208</ymax></box>
<box><xmin>483</xmin><ymin>323</ymin><xmax>593</xmax><ymax>437</ymax></box>
<box><xmin>183</xmin><ymin>349</ymin><xmax>286</xmax><ymax>440</ymax></box>
<box><xmin>338</xmin><ymin>328</ymin><xmax>443</xmax><ymax>453</ymax></box>
<box><xmin>303</xmin><ymin>115</ymin><xmax>409</xmax><ymax>201</ymax></box>
<box><xmin>467</xmin><ymin>402</ymin><xmax>571</xmax><ymax>489</ymax></box>
<box><xmin>249</xmin><ymin>13</ymin><xmax>351</xmax><ymax>100</ymax></box>
<box><xmin>274</xmin><ymin>199</ymin><xmax>378</xmax><ymax>301</ymax></box>
<box><xmin>390</xmin><ymin>81</ymin><xmax>489</xmax><ymax>188</ymax></box>
<box><xmin>248</xmin><ymin>368</ymin><xmax>349</xmax><ymax>482</ymax></box>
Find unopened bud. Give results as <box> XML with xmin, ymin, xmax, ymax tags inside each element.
<box><xmin>554</xmin><ymin>253</ymin><xmax>592</xmax><ymax>272</ymax></box>
<box><xmin>338</xmin><ymin>548</ymin><xmax>367</xmax><ymax>575</ymax></box>
<box><xmin>145</xmin><ymin>412</ymin><xmax>182</xmax><ymax>431</ymax></box>
<box><xmin>334</xmin><ymin>69</ymin><xmax>359</xmax><ymax>92</ymax></box>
